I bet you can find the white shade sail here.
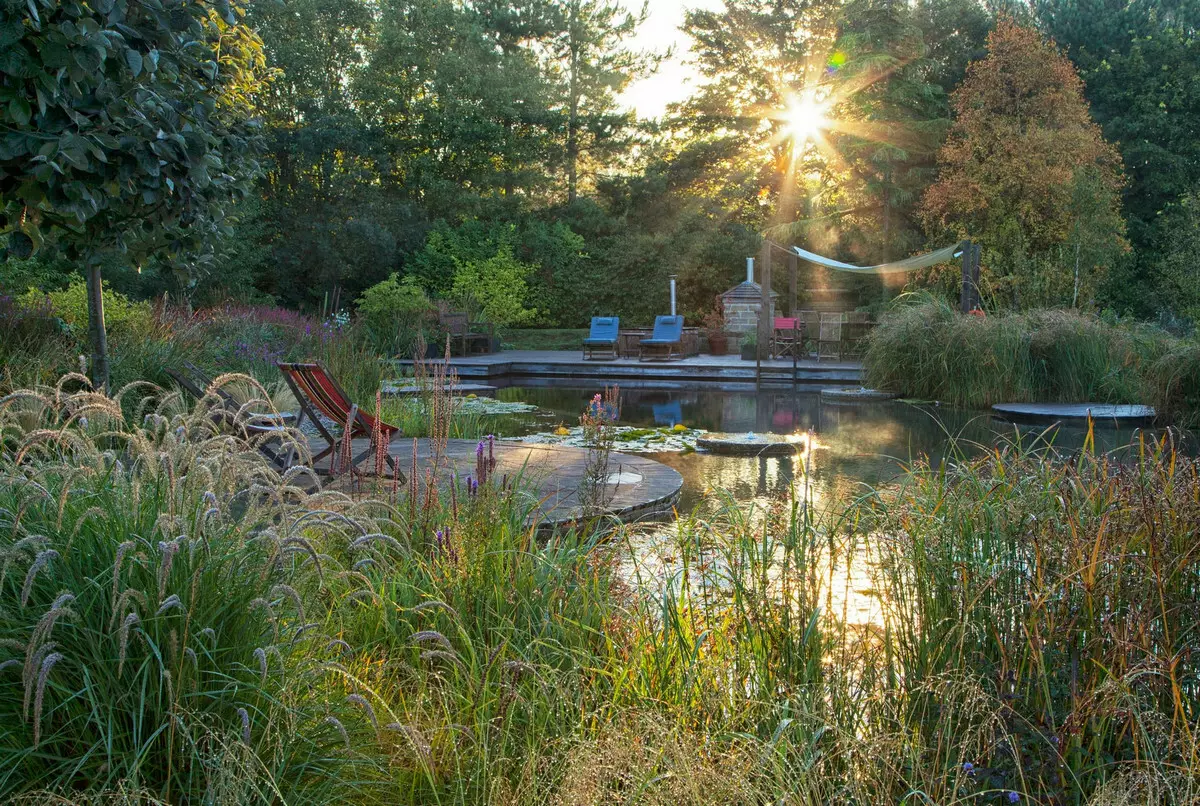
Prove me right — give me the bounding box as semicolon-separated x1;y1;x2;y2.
791;242;963;274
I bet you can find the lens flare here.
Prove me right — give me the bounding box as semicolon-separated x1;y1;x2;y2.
783;93;830;143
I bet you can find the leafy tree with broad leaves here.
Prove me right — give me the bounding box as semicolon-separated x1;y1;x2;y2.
920;17;1127;308
0;0;267;388
1035;0;1200;318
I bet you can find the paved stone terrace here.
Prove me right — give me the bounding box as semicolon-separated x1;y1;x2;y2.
396;349;863;386
315;437;683;527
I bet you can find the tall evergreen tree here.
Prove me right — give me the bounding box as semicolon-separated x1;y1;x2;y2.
545;0;650;203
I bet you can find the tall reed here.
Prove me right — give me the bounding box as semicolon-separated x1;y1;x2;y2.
863;296;1189;416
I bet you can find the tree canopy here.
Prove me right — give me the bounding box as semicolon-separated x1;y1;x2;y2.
3;0;1199;329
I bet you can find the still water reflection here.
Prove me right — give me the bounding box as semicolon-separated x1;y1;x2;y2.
492;383;1186;626
494;383;1170;509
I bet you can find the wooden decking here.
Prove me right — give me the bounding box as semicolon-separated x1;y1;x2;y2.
315;437;683;527
395;350;862;386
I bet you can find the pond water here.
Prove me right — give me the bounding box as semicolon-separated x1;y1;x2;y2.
486;382;1176;511
477;381;1191;626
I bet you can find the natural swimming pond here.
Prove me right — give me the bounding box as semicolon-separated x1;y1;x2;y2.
481;382;1183;511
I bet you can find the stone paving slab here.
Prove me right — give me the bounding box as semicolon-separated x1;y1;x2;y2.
992;402;1156;423
382;382;498;396
314;437;682;526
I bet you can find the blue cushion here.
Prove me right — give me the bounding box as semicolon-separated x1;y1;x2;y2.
649;315;684;341
640;338;680;345
587;316;620;342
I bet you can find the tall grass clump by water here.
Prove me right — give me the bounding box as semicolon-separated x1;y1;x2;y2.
0;377;398;802
863;295;1186;414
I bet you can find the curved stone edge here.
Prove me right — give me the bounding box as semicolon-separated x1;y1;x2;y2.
535;450;684;529
695;437;803;457
991;402;1157;423
821;387;897;402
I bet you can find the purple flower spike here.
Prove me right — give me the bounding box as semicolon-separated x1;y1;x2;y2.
962;762;973;773
1008;793;1020;803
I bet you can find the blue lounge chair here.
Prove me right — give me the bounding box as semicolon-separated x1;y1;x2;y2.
582;316;620;360
639;315;685;361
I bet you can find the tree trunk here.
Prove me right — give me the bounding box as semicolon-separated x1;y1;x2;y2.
567;50;579;204
86;261;110;392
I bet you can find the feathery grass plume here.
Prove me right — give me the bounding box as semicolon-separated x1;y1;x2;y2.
22;641;58;720
410;630;454;652
346;694;379;734
20;549;58;607
155;595;183;616
254;648;268;683
117;612;141;675
31;651;63;747
325;716;351;751
237;707;251;744
324;638;352;655
269;584;305;624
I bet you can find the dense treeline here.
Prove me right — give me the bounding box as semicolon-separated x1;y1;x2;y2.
4;0;1199;328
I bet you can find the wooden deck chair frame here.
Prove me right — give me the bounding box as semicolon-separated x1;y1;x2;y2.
770;317;803;359
166;362;296;470
277;361;405;480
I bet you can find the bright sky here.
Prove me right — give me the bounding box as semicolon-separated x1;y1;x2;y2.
618;0;724;119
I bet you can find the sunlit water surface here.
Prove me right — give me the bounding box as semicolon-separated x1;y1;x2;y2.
485;382;1190;624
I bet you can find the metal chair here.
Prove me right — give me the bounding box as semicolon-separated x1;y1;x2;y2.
817;313;844;362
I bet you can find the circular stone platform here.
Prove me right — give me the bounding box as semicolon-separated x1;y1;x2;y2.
320;437;682;526
821;387;897;402
695;432;806;457
991;402;1157;424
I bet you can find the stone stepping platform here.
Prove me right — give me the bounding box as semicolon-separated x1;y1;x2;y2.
821;387;897;402
695;432;805;457
315;437;682;526
383;382;498;396
992;402;1156;424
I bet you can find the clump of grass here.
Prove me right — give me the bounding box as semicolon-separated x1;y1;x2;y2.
0;379;392;802
4;374;1200;804
863;295;1189;415
1144;340;1200;429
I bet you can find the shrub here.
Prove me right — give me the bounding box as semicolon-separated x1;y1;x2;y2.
450;245;538;326
356;274;438;357
25;280;157;344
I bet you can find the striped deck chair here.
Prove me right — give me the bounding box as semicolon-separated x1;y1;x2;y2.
277;362;405;480
167;362;296;471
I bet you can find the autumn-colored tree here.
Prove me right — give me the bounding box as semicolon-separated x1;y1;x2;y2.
920;17;1127;308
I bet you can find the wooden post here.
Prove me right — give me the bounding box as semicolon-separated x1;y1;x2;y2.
971;243;982;310
788;252;798;317
959;240;973;313
759;241;772;361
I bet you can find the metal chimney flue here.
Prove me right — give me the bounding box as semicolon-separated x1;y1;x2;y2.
746;257;754;284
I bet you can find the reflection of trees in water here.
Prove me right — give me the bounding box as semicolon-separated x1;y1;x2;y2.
500;386;1179;494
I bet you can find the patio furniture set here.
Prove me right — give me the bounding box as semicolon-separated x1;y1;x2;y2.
581;312;874;362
